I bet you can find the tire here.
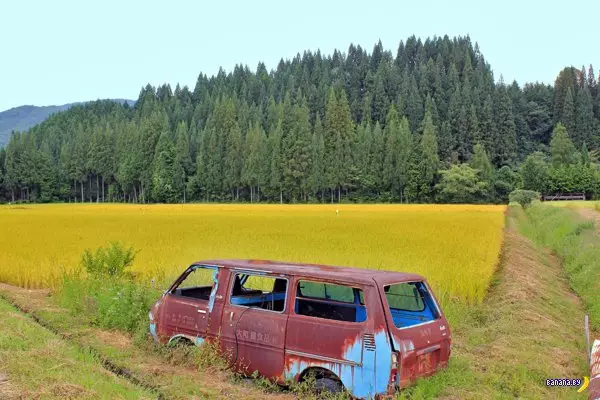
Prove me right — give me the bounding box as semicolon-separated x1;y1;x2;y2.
314;377;342;394
168;337;192;348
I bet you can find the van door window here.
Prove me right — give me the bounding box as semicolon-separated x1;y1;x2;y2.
171;266;216;300
384;282;439;328
295;280;366;323
229;273;287;312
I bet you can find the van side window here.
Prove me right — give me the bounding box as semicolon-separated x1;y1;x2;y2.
229;273;287;312
384;282;439;328
295;280;366;323
172;266;217;301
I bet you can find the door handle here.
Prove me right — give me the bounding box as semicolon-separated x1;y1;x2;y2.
229;311;234;322
197;309;207;314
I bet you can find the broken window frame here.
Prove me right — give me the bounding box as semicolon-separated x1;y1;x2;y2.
228;271;289;314
168;264;219;302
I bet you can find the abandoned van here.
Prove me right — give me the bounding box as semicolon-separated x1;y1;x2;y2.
149;260;451;399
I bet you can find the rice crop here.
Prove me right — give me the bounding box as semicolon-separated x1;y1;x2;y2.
0;204;505;305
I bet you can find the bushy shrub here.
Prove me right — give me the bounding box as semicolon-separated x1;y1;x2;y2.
56;242;160;334
80;241;137;279
509;189;540;208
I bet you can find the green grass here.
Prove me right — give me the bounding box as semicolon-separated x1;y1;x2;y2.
520;204;600;330
0;284;285;400
399;207;587;399
0;297;154;399
545;200;598;208
56;275;161;337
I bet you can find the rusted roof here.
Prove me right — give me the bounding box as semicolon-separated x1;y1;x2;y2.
193;259;425;285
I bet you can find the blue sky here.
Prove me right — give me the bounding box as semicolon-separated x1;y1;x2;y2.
0;0;596;112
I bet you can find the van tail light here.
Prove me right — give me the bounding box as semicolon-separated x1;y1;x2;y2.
390;352;400;385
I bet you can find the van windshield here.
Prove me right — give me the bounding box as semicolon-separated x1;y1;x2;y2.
384;282;439;329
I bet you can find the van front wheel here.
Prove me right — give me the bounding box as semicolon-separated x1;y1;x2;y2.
315;377;342;394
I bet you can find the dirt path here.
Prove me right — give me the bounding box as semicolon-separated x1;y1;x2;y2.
0;284;292;400
577;206;600;233
439;212;588;399
0;372;18;400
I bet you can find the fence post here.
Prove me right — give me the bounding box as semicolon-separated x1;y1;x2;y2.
586;314;591;365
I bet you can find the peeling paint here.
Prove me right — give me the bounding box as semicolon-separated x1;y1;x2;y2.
284;330;392;399
152;260;452;399
208;268;219;312
149;322;157;341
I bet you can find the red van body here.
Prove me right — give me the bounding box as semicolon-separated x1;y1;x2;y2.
149;260;452;399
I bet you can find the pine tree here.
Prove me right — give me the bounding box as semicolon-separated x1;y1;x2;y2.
469;143;494;200
467;104;481;148
419;109;439;201
521;152;549;193
446;86;462;159
223;123;243;200
550;123;577;167
493;84;517;166
405;138;423;203
355;122;373;193
139;111;167;202
241;122;262;202
479;94;495;160
369;122;385;196
337;90;356;198
309;115;326;200
289;99;313;201
371;73;389;126
203;125;223;200
174;121;193;202
561;86;576;138
151;130;178;203
323;88;354;202
383;104;401;195
405;75;423;131
575;85;594;147
268;121;284;203
397;117;413;202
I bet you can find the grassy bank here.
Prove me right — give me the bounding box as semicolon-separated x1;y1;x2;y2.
0;297;155;399
400;206;587;399
520;203;600;330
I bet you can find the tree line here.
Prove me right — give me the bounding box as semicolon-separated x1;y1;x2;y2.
1;35;600;204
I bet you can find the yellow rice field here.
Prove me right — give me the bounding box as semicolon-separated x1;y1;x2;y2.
0;204;505;304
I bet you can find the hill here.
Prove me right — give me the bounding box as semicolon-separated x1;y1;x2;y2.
0;35;598;205
0;99;134;147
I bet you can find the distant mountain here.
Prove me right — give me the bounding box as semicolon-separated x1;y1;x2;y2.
0;99;135;147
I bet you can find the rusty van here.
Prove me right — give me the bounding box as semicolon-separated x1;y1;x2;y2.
149;260;452;399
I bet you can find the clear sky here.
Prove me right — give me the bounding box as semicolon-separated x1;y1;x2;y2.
0;0;596;112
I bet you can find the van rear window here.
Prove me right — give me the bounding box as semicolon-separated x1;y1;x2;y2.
384;282;439;328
